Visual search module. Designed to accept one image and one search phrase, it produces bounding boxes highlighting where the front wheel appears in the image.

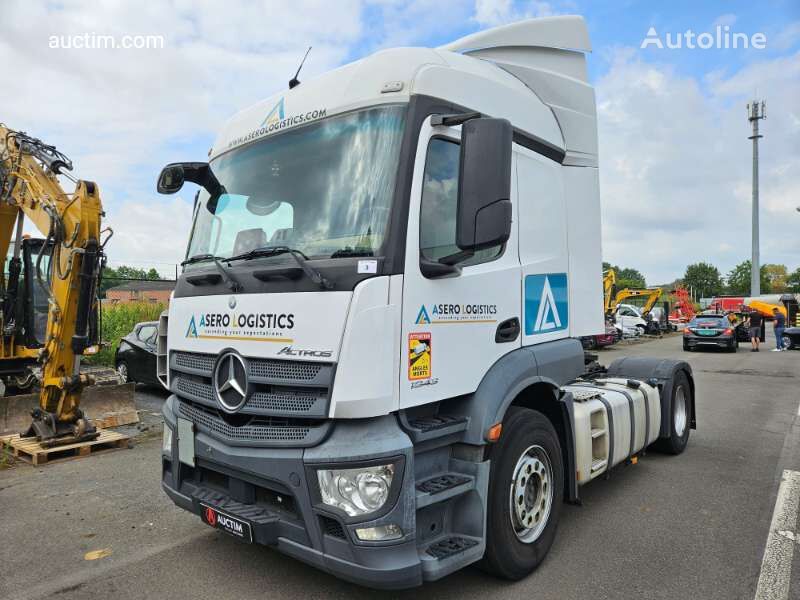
[481,408,564,580]
[783,336,794,350]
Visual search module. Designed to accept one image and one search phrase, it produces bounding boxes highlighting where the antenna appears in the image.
[289,46,312,90]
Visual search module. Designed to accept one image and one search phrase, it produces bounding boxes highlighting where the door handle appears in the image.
[495,317,520,343]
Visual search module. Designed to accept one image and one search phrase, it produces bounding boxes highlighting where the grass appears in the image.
[87,302,167,367]
[0,442,14,469]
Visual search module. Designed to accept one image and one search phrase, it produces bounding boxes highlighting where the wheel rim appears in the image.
[117,363,128,383]
[509,444,553,544]
[783,337,792,349]
[674,385,687,437]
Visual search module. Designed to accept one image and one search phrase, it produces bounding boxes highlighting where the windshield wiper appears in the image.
[329,248,374,258]
[181,253,221,266]
[226,246,333,290]
[213,257,243,292]
[182,254,242,292]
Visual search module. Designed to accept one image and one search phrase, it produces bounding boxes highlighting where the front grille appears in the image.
[178,400,330,447]
[175,373,214,403]
[174,351,215,373]
[248,359,322,381]
[171,350,331,385]
[248,389,324,413]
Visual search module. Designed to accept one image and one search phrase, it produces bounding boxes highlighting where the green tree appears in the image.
[99,265,162,297]
[763,264,788,293]
[787,267,800,293]
[726,260,771,295]
[603,262,646,289]
[682,262,723,297]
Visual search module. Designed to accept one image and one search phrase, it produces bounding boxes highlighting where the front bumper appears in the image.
[161,395,423,589]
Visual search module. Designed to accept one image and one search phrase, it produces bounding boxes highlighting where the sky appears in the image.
[1,0,798,285]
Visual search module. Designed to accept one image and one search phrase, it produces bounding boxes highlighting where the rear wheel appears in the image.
[654,370,692,455]
[783,336,794,350]
[482,408,563,580]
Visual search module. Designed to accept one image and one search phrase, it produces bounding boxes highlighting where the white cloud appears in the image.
[1,0,365,270]
[712,14,738,28]
[596,47,800,284]
[472,0,559,27]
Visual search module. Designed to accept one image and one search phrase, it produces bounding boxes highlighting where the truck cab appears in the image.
[158,16,695,588]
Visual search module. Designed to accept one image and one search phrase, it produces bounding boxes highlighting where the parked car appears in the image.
[615,303,648,333]
[683,313,738,352]
[784,327,800,350]
[115,321,159,385]
[580,321,619,350]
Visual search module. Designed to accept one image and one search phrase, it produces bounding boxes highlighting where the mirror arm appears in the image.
[419,257,461,279]
[430,112,482,127]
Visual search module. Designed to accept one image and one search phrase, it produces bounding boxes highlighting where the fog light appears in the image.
[162,426,173,454]
[317,463,395,517]
[355,524,403,541]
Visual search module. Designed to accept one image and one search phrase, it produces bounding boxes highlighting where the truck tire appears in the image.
[653,370,691,455]
[481,407,564,580]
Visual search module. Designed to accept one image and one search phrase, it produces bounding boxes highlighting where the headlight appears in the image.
[317,464,395,517]
[162,425,173,454]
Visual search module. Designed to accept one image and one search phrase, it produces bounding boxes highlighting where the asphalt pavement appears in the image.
[1,332,798,600]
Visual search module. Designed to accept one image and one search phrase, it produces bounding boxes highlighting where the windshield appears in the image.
[185,106,406,265]
[692,317,726,327]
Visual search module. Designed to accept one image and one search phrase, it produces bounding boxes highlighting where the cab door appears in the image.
[399,118,521,409]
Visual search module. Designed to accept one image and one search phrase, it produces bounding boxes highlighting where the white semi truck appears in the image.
[156,15,696,588]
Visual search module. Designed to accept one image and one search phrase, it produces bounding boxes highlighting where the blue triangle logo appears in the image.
[415,305,431,325]
[185,316,198,338]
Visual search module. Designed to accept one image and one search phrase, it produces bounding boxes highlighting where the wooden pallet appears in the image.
[0,429,129,466]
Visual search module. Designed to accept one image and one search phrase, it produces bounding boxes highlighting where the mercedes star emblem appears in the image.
[228,296,237,309]
[213,352,248,412]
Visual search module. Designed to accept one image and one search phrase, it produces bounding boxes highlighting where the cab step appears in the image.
[426,535,479,559]
[401,414,469,445]
[408,415,468,434]
[418,534,484,581]
[416,472,474,509]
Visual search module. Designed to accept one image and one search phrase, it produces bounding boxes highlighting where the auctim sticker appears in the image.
[408,332,431,380]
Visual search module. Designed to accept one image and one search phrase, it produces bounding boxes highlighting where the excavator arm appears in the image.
[603,269,617,316]
[611,287,663,316]
[0,125,107,444]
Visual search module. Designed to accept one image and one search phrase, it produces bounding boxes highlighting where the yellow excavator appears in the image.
[603,269,662,318]
[0,124,135,446]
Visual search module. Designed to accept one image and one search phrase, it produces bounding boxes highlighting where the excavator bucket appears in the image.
[1,381,138,437]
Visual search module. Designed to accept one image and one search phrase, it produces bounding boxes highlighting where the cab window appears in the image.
[419,138,502,266]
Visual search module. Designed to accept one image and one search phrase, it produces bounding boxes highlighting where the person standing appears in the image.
[747,309,763,352]
[773,307,786,352]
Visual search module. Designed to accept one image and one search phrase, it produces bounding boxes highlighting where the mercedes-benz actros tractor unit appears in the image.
[157,15,696,588]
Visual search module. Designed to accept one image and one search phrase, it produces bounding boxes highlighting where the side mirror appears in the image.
[456,118,512,253]
[157,164,185,194]
[157,162,223,198]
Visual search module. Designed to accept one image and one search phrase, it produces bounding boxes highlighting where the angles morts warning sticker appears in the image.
[408,332,431,380]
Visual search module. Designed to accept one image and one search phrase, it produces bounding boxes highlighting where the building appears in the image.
[105,280,175,305]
